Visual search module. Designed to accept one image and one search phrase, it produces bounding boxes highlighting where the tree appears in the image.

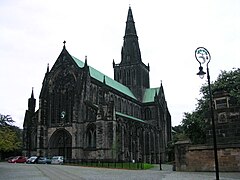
[0,114,22,159]
[166,125,189,162]
[0,114,14,126]
[181,112,206,144]
[0,127,21,152]
[200,68,240,107]
[181,68,240,144]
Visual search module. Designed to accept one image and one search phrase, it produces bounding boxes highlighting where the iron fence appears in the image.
[65,159,144,169]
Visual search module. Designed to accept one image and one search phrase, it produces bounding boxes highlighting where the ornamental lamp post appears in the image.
[195,47,219,180]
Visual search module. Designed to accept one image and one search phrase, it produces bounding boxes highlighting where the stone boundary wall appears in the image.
[175,141,240,172]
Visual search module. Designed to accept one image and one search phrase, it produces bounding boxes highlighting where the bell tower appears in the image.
[113,6,150,100]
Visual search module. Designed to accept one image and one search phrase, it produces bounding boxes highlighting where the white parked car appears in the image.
[26,156,37,164]
[51,156,64,165]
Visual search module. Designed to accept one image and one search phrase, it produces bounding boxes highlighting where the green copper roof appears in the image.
[142,87,159,103]
[71,55,137,100]
[116,112,145,123]
[72,56,84,67]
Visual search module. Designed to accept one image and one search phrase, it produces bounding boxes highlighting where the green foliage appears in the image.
[172,125,189,142]
[0,127,21,152]
[166,125,189,162]
[0,114,22,153]
[181,112,206,144]
[0,114,14,126]
[180,68,240,144]
[200,68,240,106]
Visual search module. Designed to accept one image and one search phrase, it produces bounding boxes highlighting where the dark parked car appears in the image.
[8,156,27,163]
[37,157,51,164]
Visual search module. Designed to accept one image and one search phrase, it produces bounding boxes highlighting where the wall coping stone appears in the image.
[188,143,240,151]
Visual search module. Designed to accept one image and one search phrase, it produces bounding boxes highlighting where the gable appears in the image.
[142,87,159,103]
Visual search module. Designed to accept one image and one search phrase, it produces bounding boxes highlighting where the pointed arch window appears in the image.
[30,131,37,150]
[119,70,122,80]
[118,98,122,112]
[124,69,126,84]
[49,70,75,126]
[86,124,96,148]
[127,69,130,85]
[145,108,152,120]
[86,106,96,122]
[89,85,93,101]
[133,69,136,85]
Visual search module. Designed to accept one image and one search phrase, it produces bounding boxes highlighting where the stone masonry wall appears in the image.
[175,141,240,172]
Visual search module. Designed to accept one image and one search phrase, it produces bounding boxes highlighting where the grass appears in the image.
[66,162,154,170]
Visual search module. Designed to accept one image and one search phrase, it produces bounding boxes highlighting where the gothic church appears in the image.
[23,7,172,163]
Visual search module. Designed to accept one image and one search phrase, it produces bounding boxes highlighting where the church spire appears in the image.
[124,6,137,37]
[31,87,34,99]
[113,6,150,100]
[28,87,36,113]
[121,6,142,64]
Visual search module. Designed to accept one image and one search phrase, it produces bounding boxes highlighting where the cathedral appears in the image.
[23,7,172,163]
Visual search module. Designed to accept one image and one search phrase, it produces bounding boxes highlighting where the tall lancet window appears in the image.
[86,124,96,148]
[49,69,76,126]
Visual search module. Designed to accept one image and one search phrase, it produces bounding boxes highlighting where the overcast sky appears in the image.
[0,0,240,128]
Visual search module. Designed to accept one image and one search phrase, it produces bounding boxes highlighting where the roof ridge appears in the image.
[71,55,137,100]
[116,111,145,123]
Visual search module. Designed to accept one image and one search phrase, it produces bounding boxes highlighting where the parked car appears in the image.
[37,157,51,164]
[8,156,27,163]
[26,156,37,164]
[51,156,64,165]
[5,156,15,162]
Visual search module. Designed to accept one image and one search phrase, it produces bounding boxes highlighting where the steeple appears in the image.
[125,6,137,38]
[113,6,150,101]
[120,6,142,64]
[31,87,34,99]
[28,87,36,113]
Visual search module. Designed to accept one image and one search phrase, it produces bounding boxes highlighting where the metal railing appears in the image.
[64,159,144,169]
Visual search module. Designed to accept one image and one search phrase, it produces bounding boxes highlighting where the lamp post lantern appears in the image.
[195,47,219,180]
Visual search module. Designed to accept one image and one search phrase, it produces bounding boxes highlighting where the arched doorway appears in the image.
[49,129,72,159]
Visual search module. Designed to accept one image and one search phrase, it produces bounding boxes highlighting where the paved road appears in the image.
[0,162,239,180]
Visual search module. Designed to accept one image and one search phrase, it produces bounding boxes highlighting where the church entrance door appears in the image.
[49,129,72,159]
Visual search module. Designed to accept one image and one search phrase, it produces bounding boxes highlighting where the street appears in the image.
[0,162,239,180]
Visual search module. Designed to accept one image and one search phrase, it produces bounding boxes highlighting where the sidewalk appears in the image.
[149,164,240,180]
[150,164,173,171]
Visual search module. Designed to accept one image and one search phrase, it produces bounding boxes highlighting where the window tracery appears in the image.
[49,69,76,126]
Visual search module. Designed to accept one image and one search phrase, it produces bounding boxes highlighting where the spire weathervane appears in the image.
[63,40,66,48]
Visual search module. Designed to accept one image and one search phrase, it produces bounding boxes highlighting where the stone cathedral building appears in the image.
[23,7,172,163]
